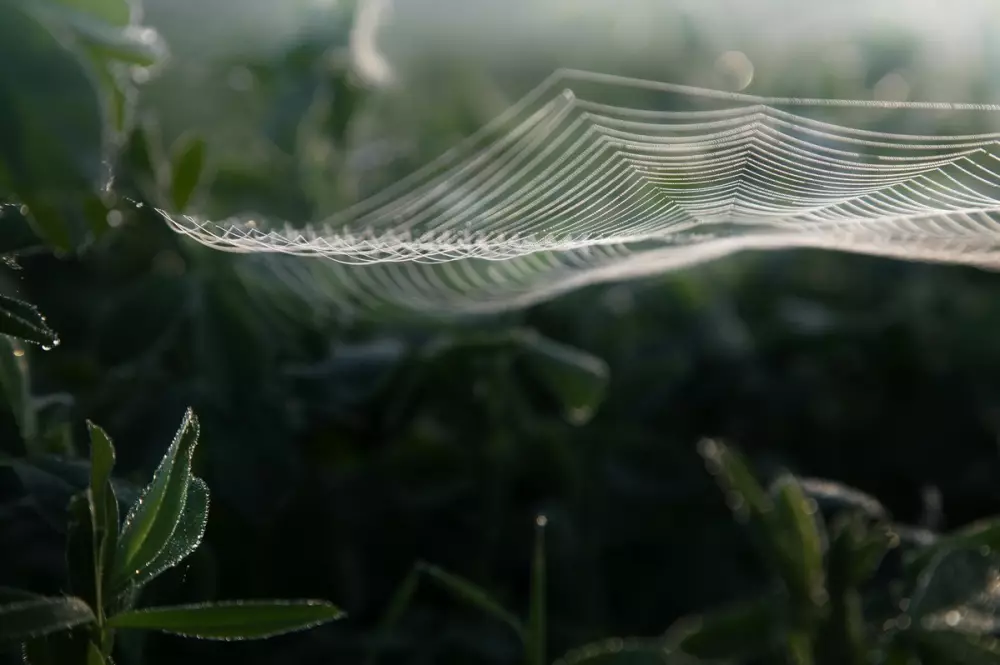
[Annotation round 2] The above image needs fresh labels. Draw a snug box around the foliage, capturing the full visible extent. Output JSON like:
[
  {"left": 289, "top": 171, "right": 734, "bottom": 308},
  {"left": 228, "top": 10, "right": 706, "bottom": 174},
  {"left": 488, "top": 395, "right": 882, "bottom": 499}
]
[
  {"left": 4, "top": 1, "right": 1000, "bottom": 665},
  {"left": 0, "top": 409, "right": 343, "bottom": 664}
]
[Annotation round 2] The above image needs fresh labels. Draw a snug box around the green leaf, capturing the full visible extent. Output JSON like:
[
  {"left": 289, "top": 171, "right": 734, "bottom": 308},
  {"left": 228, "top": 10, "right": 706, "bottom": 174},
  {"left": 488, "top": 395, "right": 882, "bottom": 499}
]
[
  {"left": 518, "top": 331, "right": 609, "bottom": 425},
  {"left": 0, "top": 596, "right": 94, "bottom": 642},
  {"left": 417, "top": 562, "right": 525, "bottom": 641},
  {"left": 0, "top": 335, "right": 37, "bottom": 447},
  {"left": 87, "top": 421, "right": 118, "bottom": 613},
  {"left": 669, "top": 595, "right": 782, "bottom": 660},
  {"left": 170, "top": 134, "right": 207, "bottom": 212},
  {"left": 909, "top": 548, "right": 999, "bottom": 619},
  {"left": 907, "top": 517, "right": 1000, "bottom": 574},
  {"left": 133, "top": 476, "right": 210, "bottom": 587},
  {"left": 697, "top": 438, "right": 772, "bottom": 521},
  {"left": 108, "top": 600, "right": 344, "bottom": 640},
  {"left": 770, "top": 474, "right": 826, "bottom": 608},
  {"left": 66, "top": 493, "right": 98, "bottom": 611},
  {"left": 0, "top": 294, "right": 59, "bottom": 348},
  {"left": 87, "top": 640, "right": 107, "bottom": 665},
  {"left": 365, "top": 567, "right": 421, "bottom": 665},
  {"left": 797, "top": 477, "right": 889, "bottom": 521},
  {"left": 527, "top": 515, "right": 548, "bottom": 665},
  {"left": 0, "top": 2, "right": 107, "bottom": 251},
  {"left": 49, "top": 0, "right": 131, "bottom": 26},
  {"left": 113, "top": 408, "right": 199, "bottom": 590}
]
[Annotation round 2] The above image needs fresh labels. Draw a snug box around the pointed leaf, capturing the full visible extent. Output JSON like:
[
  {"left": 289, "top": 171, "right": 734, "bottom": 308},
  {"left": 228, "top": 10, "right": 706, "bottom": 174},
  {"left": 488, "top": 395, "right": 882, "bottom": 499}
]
[
  {"left": 113, "top": 408, "right": 199, "bottom": 589},
  {"left": 365, "top": 567, "right": 421, "bottom": 665},
  {"left": 86, "top": 422, "right": 119, "bottom": 607},
  {"left": 518, "top": 331, "right": 608, "bottom": 425},
  {"left": 527, "top": 515, "right": 548, "bottom": 665},
  {"left": 133, "top": 477, "right": 209, "bottom": 587},
  {"left": 909, "top": 548, "right": 999, "bottom": 619},
  {"left": 0, "top": 294, "right": 59, "bottom": 347},
  {"left": 0, "top": 596, "right": 94, "bottom": 642},
  {"left": 170, "top": 134, "right": 206, "bottom": 212},
  {"left": 417, "top": 562, "right": 524, "bottom": 640},
  {"left": 50, "top": 0, "right": 131, "bottom": 26},
  {"left": 86, "top": 641, "right": 107, "bottom": 665},
  {"left": 907, "top": 517, "right": 1000, "bottom": 574},
  {"left": 797, "top": 477, "right": 889, "bottom": 521},
  {"left": 67, "top": 493, "right": 98, "bottom": 610},
  {"left": 108, "top": 600, "right": 344, "bottom": 640},
  {"left": 669, "top": 595, "right": 783, "bottom": 660},
  {"left": 770, "top": 474, "right": 826, "bottom": 608},
  {"left": 0, "top": 335, "right": 36, "bottom": 446},
  {"left": 697, "top": 439, "right": 772, "bottom": 520}
]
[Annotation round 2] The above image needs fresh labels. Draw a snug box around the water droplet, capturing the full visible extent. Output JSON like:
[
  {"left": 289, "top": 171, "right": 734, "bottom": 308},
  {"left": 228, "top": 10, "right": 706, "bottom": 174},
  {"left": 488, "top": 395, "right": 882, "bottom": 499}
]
[
  {"left": 13, "top": 349, "right": 24, "bottom": 358},
  {"left": 945, "top": 610, "right": 961, "bottom": 627},
  {"left": 19, "top": 204, "right": 28, "bottom": 216},
  {"left": 41, "top": 344, "right": 51, "bottom": 351},
  {"left": 535, "top": 514, "right": 548, "bottom": 527},
  {"left": 107, "top": 209, "right": 124, "bottom": 227}
]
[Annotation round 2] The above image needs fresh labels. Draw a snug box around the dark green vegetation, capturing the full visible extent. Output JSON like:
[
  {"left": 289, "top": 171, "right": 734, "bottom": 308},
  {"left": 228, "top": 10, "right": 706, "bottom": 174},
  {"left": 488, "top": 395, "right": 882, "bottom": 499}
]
[
  {"left": 1, "top": 409, "right": 343, "bottom": 664},
  {"left": 4, "top": 0, "right": 1000, "bottom": 663}
]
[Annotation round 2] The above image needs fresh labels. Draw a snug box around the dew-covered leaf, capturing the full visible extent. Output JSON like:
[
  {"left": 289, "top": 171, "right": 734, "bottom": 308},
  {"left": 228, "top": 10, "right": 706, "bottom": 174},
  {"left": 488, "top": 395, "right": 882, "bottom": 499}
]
[
  {"left": 417, "top": 562, "right": 524, "bottom": 640},
  {"left": 697, "top": 439, "right": 772, "bottom": 520},
  {"left": 770, "top": 474, "right": 826, "bottom": 608},
  {"left": 0, "top": 294, "right": 59, "bottom": 348},
  {"left": 797, "top": 477, "right": 889, "bottom": 521},
  {"left": 907, "top": 517, "right": 1000, "bottom": 574},
  {"left": 108, "top": 599, "right": 344, "bottom": 640},
  {"left": 113, "top": 408, "right": 199, "bottom": 589},
  {"left": 909, "top": 548, "right": 1000, "bottom": 619},
  {"left": 133, "top": 476, "right": 209, "bottom": 587},
  {"left": 0, "top": 335, "right": 37, "bottom": 447},
  {"left": 0, "top": 596, "right": 94, "bottom": 642}
]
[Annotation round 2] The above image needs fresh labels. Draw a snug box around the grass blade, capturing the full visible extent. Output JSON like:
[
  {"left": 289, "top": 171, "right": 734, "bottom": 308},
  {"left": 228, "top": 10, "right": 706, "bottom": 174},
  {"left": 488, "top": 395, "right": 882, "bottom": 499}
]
[
  {"left": 417, "top": 562, "right": 524, "bottom": 641},
  {"left": 0, "top": 596, "right": 94, "bottom": 642},
  {"left": 365, "top": 566, "right": 421, "bottom": 665},
  {"left": 108, "top": 600, "right": 344, "bottom": 640},
  {"left": 527, "top": 515, "right": 548, "bottom": 665}
]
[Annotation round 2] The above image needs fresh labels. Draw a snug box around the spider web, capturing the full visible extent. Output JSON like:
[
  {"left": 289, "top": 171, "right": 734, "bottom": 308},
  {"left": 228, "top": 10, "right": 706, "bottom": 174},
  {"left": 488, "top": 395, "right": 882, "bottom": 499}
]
[{"left": 157, "top": 69, "right": 1000, "bottom": 317}]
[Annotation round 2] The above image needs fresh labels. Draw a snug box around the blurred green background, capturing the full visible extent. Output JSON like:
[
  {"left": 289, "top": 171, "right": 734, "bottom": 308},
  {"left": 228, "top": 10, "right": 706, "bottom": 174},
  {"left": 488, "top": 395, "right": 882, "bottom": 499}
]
[{"left": 5, "top": 0, "right": 1000, "bottom": 663}]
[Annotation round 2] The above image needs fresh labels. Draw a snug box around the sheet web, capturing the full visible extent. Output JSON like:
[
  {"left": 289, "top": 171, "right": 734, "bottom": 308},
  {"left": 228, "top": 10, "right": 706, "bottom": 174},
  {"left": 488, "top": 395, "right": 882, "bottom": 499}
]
[{"left": 157, "top": 69, "right": 1000, "bottom": 316}]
